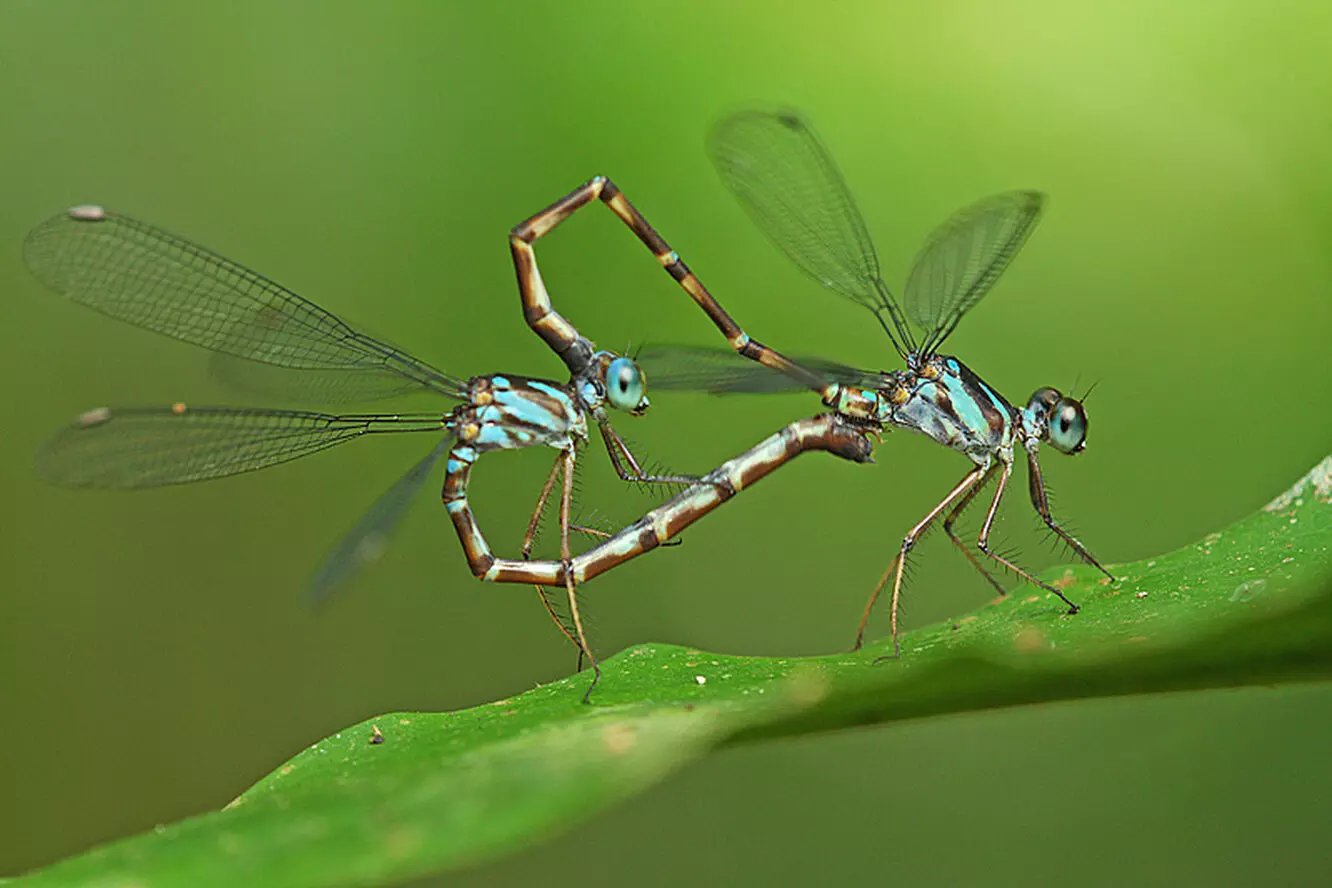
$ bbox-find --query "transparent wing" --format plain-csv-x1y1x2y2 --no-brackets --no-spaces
209,356,432,405
904,191,1044,356
23,206,468,400
37,405,446,488
308,435,454,606
708,110,913,356
639,345,881,394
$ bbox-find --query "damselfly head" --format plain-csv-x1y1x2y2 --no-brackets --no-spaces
599,354,649,416
1027,386,1088,455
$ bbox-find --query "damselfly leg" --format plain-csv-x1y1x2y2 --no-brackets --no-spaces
940,465,1009,596
1026,449,1111,575
521,452,585,656
521,452,568,564
854,464,989,655
554,446,603,702
853,453,1082,657
974,460,1080,617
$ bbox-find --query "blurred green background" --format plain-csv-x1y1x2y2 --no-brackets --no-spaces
3,1,1331,884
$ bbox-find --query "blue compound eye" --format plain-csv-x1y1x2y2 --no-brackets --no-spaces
1048,398,1088,454
605,357,645,412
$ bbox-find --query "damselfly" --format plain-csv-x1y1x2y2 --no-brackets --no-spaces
628,110,1116,653
25,202,708,698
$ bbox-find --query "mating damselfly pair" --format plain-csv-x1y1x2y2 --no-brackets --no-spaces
28,109,1111,699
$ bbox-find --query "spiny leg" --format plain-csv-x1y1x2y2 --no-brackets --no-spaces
976,460,1080,614
598,421,707,487
1027,450,1115,581
853,466,988,655
510,177,829,393
572,522,681,549
557,523,645,672
557,447,601,703
570,524,613,540
521,451,565,560
534,586,582,661
523,452,583,655
852,550,901,652
941,463,1007,595
565,508,626,671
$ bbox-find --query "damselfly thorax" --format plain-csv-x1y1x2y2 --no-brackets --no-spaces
449,374,589,453
825,354,1077,469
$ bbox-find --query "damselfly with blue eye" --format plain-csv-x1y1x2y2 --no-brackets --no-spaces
620,110,1115,654
24,202,714,699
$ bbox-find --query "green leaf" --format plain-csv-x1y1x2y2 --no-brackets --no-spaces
18,457,1332,888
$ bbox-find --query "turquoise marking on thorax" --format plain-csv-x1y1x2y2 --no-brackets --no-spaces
973,375,1004,410
527,381,570,401
939,371,989,438
973,374,1014,446
475,423,540,449
483,387,573,435
490,376,510,389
